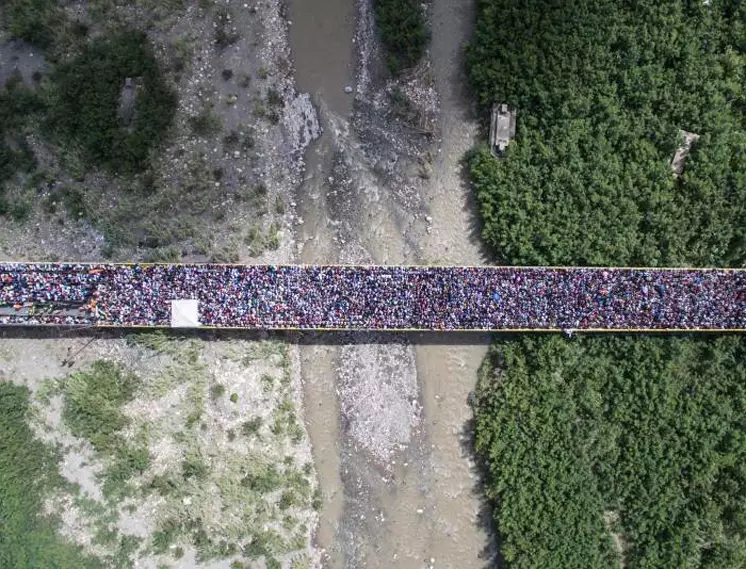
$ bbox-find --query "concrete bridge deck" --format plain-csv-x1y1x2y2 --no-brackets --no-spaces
1,263,745,331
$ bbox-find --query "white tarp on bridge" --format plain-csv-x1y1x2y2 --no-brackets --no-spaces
170,299,200,328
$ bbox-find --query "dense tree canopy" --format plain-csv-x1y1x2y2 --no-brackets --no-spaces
50,31,177,174
373,0,429,74
475,336,746,569
466,0,746,266
465,2,746,568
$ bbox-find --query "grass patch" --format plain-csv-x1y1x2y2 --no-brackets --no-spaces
242,340,286,364
61,360,150,498
62,360,139,451
0,382,103,569
181,452,209,480
127,330,181,355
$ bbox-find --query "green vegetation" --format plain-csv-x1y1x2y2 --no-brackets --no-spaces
61,360,149,497
465,2,746,568
62,360,139,453
214,6,239,48
2,0,62,48
50,31,177,174
474,336,746,569
210,383,227,399
466,0,746,266
0,383,102,569
373,0,429,74
189,105,222,136
0,75,42,203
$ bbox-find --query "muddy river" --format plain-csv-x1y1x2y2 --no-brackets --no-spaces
286,0,494,566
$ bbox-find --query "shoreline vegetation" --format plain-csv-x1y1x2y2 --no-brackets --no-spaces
372,0,429,75
466,1,746,567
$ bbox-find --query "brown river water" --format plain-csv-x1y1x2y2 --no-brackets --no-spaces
286,0,494,566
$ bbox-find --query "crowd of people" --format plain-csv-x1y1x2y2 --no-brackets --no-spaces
1,263,745,330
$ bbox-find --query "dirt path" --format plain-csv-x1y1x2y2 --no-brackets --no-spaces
286,0,494,565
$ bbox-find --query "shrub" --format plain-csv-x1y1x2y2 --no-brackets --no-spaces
241,464,281,494
241,417,262,437
3,0,62,49
50,30,177,174
278,490,298,510
266,223,280,251
214,6,239,48
210,383,226,399
9,201,31,222
0,77,42,191
373,0,429,74
59,186,88,218
229,392,239,403
181,453,209,480
152,519,180,554
266,88,283,109
189,106,222,136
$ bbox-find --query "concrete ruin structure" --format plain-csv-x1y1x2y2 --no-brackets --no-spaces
489,103,517,157
671,129,699,177
117,77,139,131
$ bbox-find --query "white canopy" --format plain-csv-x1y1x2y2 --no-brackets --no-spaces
170,299,200,328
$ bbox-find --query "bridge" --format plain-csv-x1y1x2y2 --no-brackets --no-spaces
1,263,745,332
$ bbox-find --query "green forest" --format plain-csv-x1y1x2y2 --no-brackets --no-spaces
466,0,746,267
465,1,746,568
475,336,746,569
